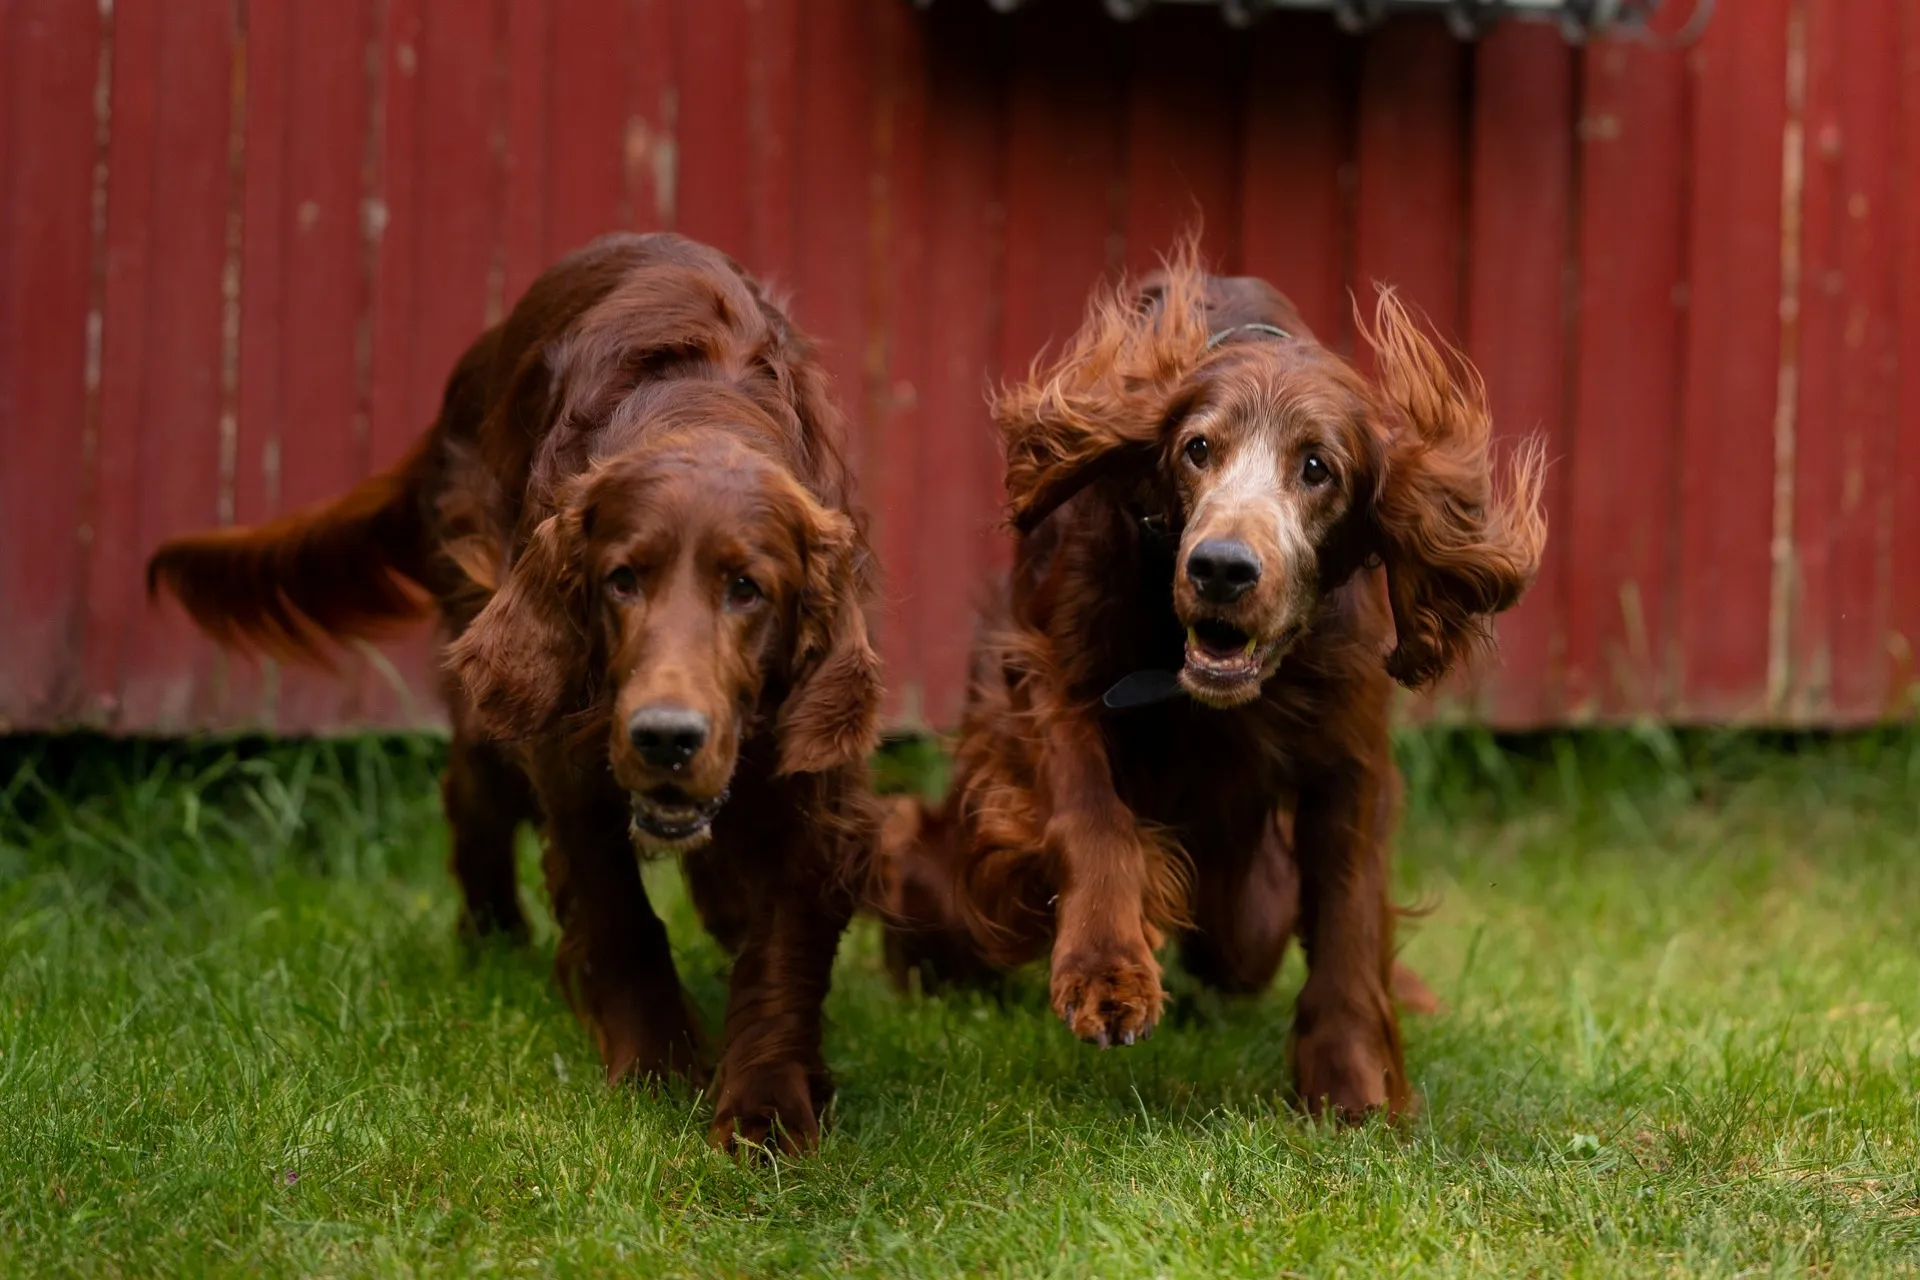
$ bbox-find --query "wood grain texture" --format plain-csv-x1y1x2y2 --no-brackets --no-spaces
3,4,1902,732
1562,40,1689,719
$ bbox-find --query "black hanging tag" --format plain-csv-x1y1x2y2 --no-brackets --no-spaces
1100,669,1185,710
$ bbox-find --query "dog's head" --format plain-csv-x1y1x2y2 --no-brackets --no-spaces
1000,250,1545,707
448,383,880,850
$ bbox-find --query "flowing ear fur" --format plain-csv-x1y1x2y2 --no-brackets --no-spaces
998,243,1216,533
1362,287,1547,689
445,507,588,739
776,495,882,775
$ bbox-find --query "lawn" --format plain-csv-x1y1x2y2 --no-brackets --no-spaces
2,730,1917,1277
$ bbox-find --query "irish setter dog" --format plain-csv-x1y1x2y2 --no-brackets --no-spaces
883,251,1545,1119
150,233,882,1153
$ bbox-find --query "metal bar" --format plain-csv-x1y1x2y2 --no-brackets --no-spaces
916,0,1667,42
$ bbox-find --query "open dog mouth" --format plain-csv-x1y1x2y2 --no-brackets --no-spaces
1180,618,1298,704
629,784,729,851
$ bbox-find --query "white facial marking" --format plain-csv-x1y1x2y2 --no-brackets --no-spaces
1191,431,1315,591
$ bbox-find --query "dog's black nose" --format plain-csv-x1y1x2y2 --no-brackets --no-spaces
1187,539,1262,604
627,705,709,770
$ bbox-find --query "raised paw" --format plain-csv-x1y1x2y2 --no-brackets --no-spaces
706,1060,831,1158
1051,944,1164,1048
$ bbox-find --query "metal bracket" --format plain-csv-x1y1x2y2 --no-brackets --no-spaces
1332,0,1391,33
1444,0,1500,39
908,0,1697,43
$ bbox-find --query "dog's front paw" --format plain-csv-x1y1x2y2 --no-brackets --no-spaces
706,1061,830,1158
1289,1004,1407,1122
1051,944,1164,1048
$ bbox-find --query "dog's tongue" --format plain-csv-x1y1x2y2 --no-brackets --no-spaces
1101,668,1185,710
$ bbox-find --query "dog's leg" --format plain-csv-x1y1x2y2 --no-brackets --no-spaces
681,841,755,956
535,767,708,1086
706,857,853,1157
1180,808,1298,995
876,796,1004,992
1182,806,1440,1013
1289,749,1409,1120
1040,712,1169,1048
442,727,536,943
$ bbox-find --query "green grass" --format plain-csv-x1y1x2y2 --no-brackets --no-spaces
2,730,1918,1277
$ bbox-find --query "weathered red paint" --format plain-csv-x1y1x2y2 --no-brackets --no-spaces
914,2,1007,727
1794,0,1905,722
1466,21,1574,724
1238,18,1353,350
1563,39,1689,720
3,0,1915,734
1675,0,1790,721
0,0,101,726
85,0,235,731
1893,0,1920,714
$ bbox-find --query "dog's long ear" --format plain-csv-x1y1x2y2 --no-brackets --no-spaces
999,252,1214,534
446,506,589,739
1362,288,1547,689
776,492,882,775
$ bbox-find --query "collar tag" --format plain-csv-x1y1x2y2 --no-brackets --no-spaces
1101,669,1185,710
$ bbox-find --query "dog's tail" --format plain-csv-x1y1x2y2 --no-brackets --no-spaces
146,432,438,665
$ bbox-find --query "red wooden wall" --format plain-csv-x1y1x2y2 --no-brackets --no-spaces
2,0,1916,734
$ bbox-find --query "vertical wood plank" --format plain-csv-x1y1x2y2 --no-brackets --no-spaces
1464,24,1575,727
546,0,631,255
82,0,157,726
367,0,425,465
1674,0,1789,722
1351,18,1468,720
359,0,504,730
227,0,292,730
1562,40,1690,719
1788,0,1840,722
1353,18,1467,352
1238,16,1354,348
791,0,875,470
869,0,929,724
407,0,504,429
1833,0,1905,722
1000,3,1126,382
1791,0,1903,722
500,0,552,303
232,0,377,733
1891,0,1920,712
0,0,103,726
916,1,1006,727
85,0,236,730
1121,7,1241,274
675,0,752,257
622,0,675,238
746,0,801,283
357,0,436,729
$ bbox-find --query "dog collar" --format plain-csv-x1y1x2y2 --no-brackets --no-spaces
1206,322,1292,349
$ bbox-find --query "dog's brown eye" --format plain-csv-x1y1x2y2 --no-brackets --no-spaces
725,576,763,610
606,566,639,600
1301,454,1332,487
1183,437,1210,468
